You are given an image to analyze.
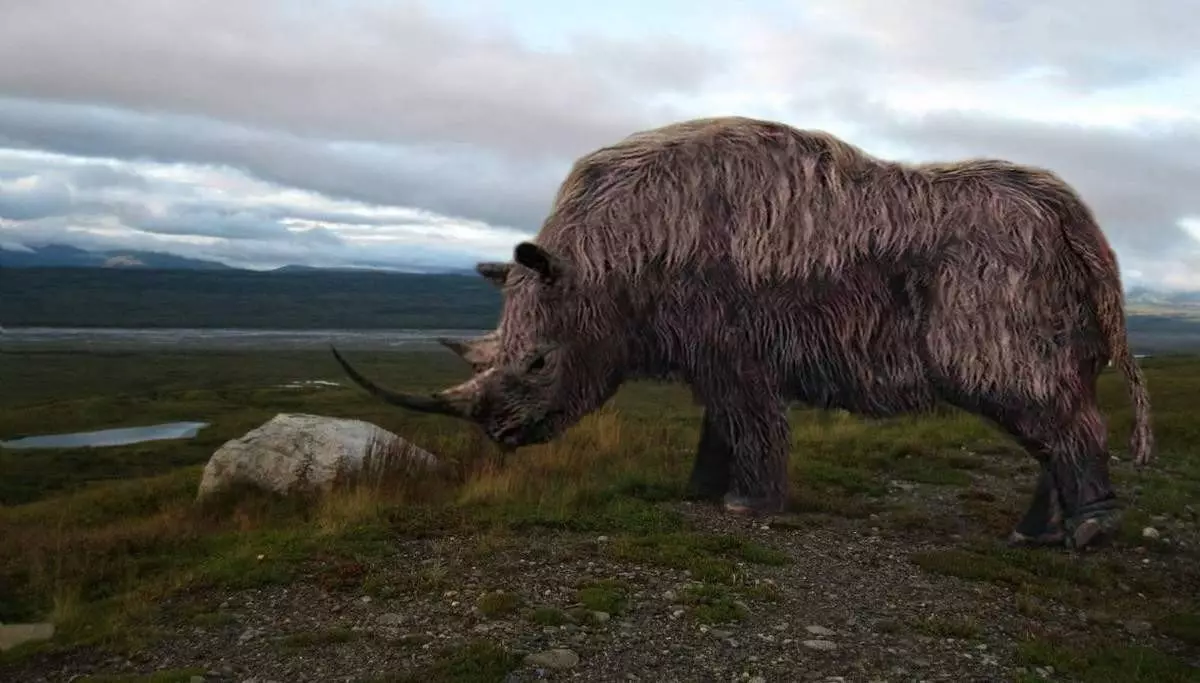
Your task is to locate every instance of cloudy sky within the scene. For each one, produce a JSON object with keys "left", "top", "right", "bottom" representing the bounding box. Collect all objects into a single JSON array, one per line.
[{"left": 1, "top": 1, "right": 1198, "bottom": 284}]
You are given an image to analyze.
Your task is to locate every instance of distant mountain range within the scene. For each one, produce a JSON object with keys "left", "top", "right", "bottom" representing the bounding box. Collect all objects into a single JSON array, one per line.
[
  {"left": 0, "top": 243, "right": 480, "bottom": 274},
  {"left": 3, "top": 243, "right": 1198, "bottom": 309},
  {"left": 1125, "top": 286, "right": 1200, "bottom": 309},
  {"left": 0, "top": 244, "right": 235, "bottom": 271}
]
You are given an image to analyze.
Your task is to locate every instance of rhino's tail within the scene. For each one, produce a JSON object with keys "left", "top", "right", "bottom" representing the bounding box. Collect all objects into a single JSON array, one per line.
[{"left": 1055, "top": 195, "right": 1154, "bottom": 467}]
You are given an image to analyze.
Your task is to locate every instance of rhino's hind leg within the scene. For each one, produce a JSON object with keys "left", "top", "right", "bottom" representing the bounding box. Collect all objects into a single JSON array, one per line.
[
  {"left": 685, "top": 410, "right": 732, "bottom": 501},
  {"left": 710, "top": 400, "right": 791, "bottom": 516},
  {"left": 1006, "top": 465, "right": 1066, "bottom": 547},
  {"left": 998, "top": 404, "right": 1121, "bottom": 551}
]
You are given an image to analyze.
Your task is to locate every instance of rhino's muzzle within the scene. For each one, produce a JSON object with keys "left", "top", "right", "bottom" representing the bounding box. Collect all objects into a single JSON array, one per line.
[
  {"left": 330, "top": 345, "right": 478, "bottom": 419},
  {"left": 489, "top": 411, "right": 564, "bottom": 449}
]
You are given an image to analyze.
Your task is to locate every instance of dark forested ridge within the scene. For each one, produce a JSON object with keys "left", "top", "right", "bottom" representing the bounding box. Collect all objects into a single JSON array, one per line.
[
  {"left": 0, "top": 267, "right": 502, "bottom": 330},
  {"left": 5, "top": 267, "right": 1200, "bottom": 352}
]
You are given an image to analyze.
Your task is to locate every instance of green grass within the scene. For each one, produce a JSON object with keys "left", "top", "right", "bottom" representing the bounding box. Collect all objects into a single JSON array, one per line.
[
  {"left": 525, "top": 606, "right": 570, "bottom": 626},
  {"left": 606, "top": 532, "right": 789, "bottom": 585},
  {"left": 276, "top": 627, "right": 359, "bottom": 650},
  {"left": 679, "top": 583, "right": 750, "bottom": 624},
  {"left": 1158, "top": 611, "right": 1200, "bottom": 646},
  {"left": 370, "top": 640, "right": 524, "bottom": 683},
  {"left": 476, "top": 590, "right": 522, "bottom": 619},
  {"left": 1, "top": 347, "right": 1199, "bottom": 680},
  {"left": 1016, "top": 637, "right": 1199, "bottom": 682},
  {"left": 907, "top": 614, "right": 982, "bottom": 639},
  {"left": 575, "top": 579, "right": 628, "bottom": 615},
  {"left": 74, "top": 670, "right": 209, "bottom": 683}
]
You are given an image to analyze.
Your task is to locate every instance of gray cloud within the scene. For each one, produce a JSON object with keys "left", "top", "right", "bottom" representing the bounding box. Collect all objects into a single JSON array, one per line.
[
  {"left": 2, "top": 211, "right": 496, "bottom": 272},
  {"left": 0, "top": 0, "right": 725, "bottom": 161},
  {"left": 0, "top": 147, "right": 524, "bottom": 270},
  {"left": 0, "top": 174, "right": 72, "bottom": 220},
  {"left": 0, "top": 0, "right": 1198, "bottom": 285},
  {"left": 133, "top": 206, "right": 328, "bottom": 242},
  {"left": 843, "top": 105, "right": 1200, "bottom": 258},
  {"left": 0, "top": 97, "right": 565, "bottom": 231},
  {"left": 754, "top": 0, "right": 1200, "bottom": 91}
]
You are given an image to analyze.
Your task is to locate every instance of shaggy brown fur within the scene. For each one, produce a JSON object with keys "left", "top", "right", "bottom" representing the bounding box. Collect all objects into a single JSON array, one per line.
[{"left": 334, "top": 116, "right": 1153, "bottom": 550}]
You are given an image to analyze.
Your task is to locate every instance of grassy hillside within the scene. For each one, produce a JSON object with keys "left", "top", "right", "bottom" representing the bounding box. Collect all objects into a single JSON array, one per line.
[{"left": 0, "top": 346, "right": 1198, "bottom": 681}]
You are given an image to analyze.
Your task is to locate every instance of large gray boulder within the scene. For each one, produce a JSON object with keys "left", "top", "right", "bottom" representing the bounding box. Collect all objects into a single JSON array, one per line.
[
  {"left": 196, "top": 413, "right": 440, "bottom": 502},
  {"left": 0, "top": 622, "right": 55, "bottom": 652}
]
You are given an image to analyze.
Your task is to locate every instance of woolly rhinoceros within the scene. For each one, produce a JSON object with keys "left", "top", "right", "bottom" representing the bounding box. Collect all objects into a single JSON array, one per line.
[{"left": 332, "top": 115, "right": 1153, "bottom": 551}]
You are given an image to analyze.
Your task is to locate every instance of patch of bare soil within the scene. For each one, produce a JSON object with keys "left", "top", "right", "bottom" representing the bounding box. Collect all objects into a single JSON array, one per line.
[{"left": 7, "top": 453, "right": 1200, "bottom": 683}]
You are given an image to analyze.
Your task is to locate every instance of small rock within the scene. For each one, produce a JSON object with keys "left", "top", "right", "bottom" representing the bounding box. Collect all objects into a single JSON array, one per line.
[
  {"left": 377, "top": 613, "right": 405, "bottom": 626},
  {"left": 805, "top": 625, "right": 836, "bottom": 636},
  {"left": 749, "top": 677, "right": 767, "bottom": 683},
  {"left": 524, "top": 648, "right": 580, "bottom": 670},
  {"left": 802, "top": 639, "right": 838, "bottom": 651},
  {"left": 1123, "top": 620, "right": 1153, "bottom": 635},
  {"left": 591, "top": 611, "right": 611, "bottom": 623},
  {"left": 237, "top": 627, "right": 264, "bottom": 645},
  {"left": 1142, "top": 527, "right": 1161, "bottom": 540},
  {"left": 710, "top": 629, "right": 735, "bottom": 639}
]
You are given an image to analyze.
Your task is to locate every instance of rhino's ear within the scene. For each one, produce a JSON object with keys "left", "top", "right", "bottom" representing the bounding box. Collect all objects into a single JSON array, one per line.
[
  {"left": 514, "top": 242, "right": 567, "bottom": 285},
  {"left": 475, "top": 261, "right": 511, "bottom": 288}
]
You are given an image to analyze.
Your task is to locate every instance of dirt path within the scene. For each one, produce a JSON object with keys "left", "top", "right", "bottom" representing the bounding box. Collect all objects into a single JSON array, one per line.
[{"left": 5, "top": 453, "right": 1199, "bottom": 683}]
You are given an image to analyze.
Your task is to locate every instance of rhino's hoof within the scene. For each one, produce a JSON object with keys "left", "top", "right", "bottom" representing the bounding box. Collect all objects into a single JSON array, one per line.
[
  {"left": 1006, "top": 529, "right": 1066, "bottom": 548},
  {"left": 1065, "top": 510, "right": 1122, "bottom": 552},
  {"left": 723, "top": 493, "right": 786, "bottom": 517}
]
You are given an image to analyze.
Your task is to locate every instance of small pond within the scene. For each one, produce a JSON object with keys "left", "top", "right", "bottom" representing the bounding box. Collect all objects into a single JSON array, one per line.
[{"left": 0, "top": 421, "right": 211, "bottom": 450}]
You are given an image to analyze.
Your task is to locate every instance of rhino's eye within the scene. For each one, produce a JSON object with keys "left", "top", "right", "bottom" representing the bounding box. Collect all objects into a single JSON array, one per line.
[{"left": 529, "top": 356, "right": 547, "bottom": 372}]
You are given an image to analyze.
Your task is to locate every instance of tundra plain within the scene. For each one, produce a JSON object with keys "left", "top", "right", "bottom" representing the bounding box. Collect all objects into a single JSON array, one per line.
[{"left": 1, "top": 346, "right": 1198, "bottom": 682}]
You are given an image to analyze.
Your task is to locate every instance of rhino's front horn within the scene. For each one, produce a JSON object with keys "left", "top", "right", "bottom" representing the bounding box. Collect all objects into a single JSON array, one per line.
[{"left": 330, "top": 346, "right": 477, "bottom": 419}]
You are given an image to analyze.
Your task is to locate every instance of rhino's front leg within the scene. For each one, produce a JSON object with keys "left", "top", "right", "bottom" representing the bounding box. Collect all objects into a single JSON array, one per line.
[
  {"left": 712, "top": 400, "right": 791, "bottom": 516},
  {"left": 685, "top": 409, "right": 732, "bottom": 501},
  {"left": 1007, "top": 464, "right": 1066, "bottom": 547}
]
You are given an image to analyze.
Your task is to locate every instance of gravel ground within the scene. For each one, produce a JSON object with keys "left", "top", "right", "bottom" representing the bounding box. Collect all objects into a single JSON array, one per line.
[{"left": 6, "top": 453, "right": 1200, "bottom": 683}]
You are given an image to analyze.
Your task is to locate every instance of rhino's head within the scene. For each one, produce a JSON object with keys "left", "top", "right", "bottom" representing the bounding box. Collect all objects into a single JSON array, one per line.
[{"left": 333, "top": 242, "right": 623, "bottom": 449}]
